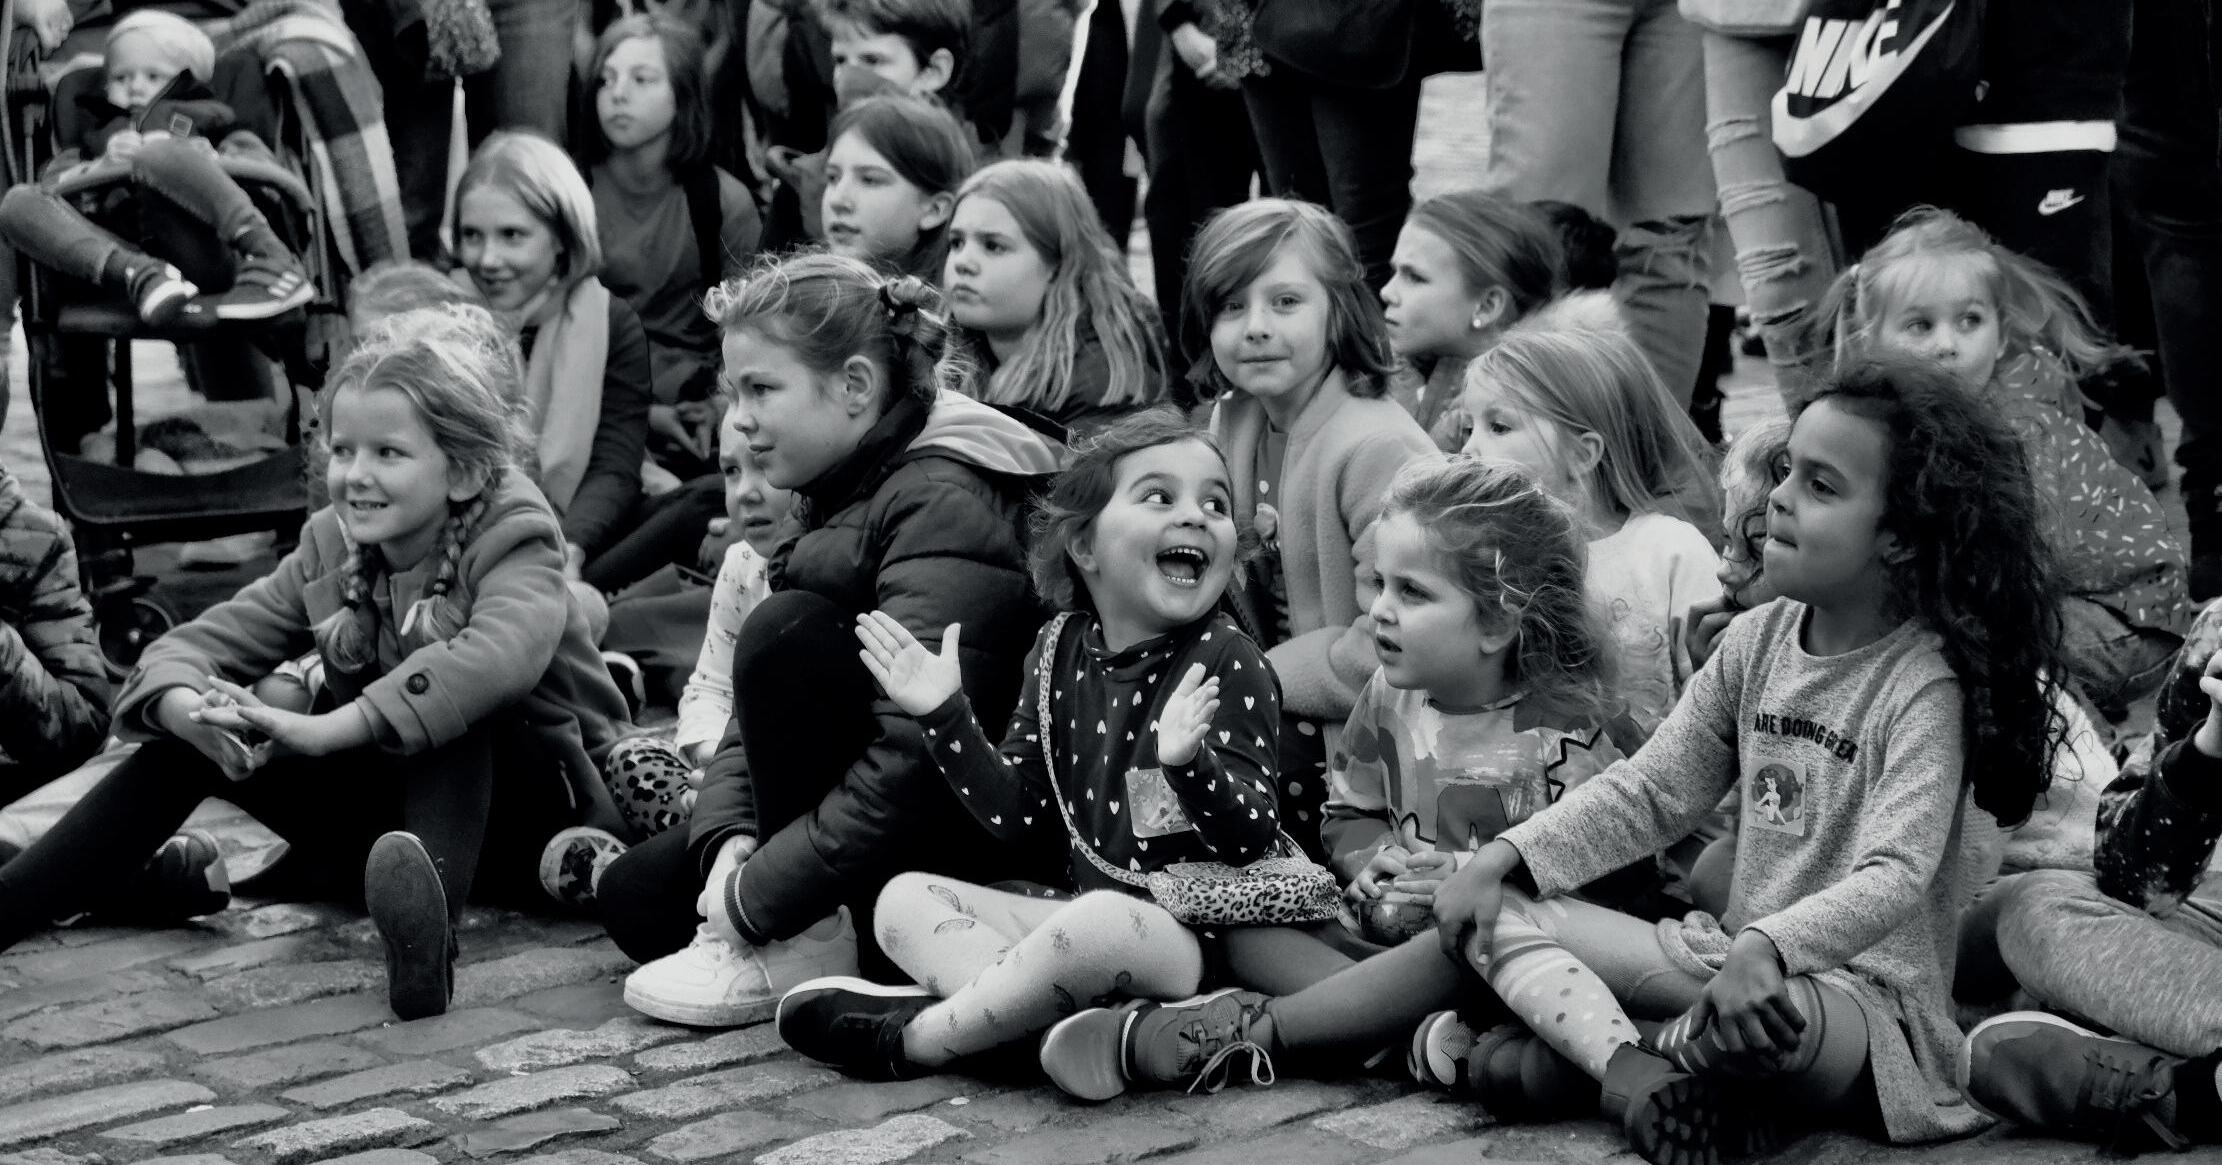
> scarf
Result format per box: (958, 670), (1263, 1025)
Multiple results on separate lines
(517, 279), (613, 512)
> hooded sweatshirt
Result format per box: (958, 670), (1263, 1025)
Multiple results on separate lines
(699, 391), (1067, 938)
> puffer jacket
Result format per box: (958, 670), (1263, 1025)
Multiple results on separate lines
(699, 390), (1065, 940)
(0, 466), (108, 776)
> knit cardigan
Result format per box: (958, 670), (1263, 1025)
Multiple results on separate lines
(1211, 371), (1434, 724)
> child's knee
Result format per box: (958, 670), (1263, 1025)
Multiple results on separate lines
(873, 871), (939, 946)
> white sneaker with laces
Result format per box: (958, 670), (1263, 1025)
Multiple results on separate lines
(624, 909), (857, 1027)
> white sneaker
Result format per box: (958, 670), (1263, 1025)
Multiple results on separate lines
(624, 910), (857, 1028)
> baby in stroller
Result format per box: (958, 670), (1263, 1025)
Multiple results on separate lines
(0, 10), (311, 326)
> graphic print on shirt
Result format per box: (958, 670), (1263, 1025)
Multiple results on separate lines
(1746, 759), (1809, 838)
(1125, 766), (1197, 839)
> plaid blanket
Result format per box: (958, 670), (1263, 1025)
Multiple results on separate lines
(208, 0), (407, 275)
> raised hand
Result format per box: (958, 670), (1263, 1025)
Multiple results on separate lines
(856, 611), (963, 717)
(1156, 663), (1219, 768)
(2194, 649), (2222, 759)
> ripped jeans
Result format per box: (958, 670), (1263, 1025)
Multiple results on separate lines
(1482, 0), (1717, 404)
(1702, 31), (1841, 408)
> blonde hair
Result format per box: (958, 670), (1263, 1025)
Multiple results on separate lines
(452, 132), (603, 298)
(1384, 457), (1617, 727)
(945, 160), (1167, 415)
(1822, 206), (2133, 380)
(108, 11), (215, 83)
(706, 252), (969, 409)
(1466, 323), (1719, 522)
(349, 260), (486, 328)
(316, 305), (533, 673)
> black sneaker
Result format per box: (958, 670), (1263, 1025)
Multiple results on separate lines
(776, 975), (935, 1080)
(364, 830), (454, 1021)
(1960, 1011), (2190, 1152)
(1601, 1042), (1780, 1165)
(193, 255), (312, 321)
(98, 829), (231, 922)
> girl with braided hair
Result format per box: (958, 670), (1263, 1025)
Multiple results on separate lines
(0, 305), (633, 1023)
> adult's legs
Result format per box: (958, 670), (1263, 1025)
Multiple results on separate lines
(1702, 31), (1838, 406)
(1145, 54), (1257, 360)
(1240, 68), (1330, 218)
(1306, 78), (1422, 290)
(464, 0), (578, 145)
(1607, 0), (1716, 405)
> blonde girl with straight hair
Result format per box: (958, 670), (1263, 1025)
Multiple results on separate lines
(941, 159), (1169, 433)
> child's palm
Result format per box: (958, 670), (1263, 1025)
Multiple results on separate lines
(856, 610), (962, 716)
(1157, 664), (1219, 768)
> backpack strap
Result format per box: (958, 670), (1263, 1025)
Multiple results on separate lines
(683, 164), (727, 284)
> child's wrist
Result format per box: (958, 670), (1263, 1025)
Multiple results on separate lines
(2196, 719), (2222, 760)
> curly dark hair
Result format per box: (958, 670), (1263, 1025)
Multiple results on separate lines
(1027, 407), (1258, 613)
(1805, 358), (2068, 825)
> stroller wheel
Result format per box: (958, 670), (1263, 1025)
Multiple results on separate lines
(99, 595), (175, 679)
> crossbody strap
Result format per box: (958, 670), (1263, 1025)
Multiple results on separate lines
(1037, 612), (1151, 891)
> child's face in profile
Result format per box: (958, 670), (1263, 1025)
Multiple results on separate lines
(718, 405), (796, 557)
(1368, 511), (1511, 710)
(105, 32), (183, 111)
(1874, 258), (2003, 391)
(1381, 223), (1499, 362)
(827, 20), (946, 104)
(1763, 399), (1899, 610)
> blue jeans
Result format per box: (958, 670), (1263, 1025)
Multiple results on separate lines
(1482, 0), (1716, 404)
(464, 0), (581, 145)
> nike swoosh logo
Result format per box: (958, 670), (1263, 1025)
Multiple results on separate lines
(2038, 192), (2086, 216)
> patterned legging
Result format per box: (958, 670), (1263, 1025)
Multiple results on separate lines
(873, 873), (1205, 1067)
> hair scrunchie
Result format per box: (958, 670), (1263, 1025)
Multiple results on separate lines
(879, 279), (920, 318)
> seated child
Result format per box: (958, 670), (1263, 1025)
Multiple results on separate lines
(0, 11), (312, 326)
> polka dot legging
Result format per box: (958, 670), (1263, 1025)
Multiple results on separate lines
(1484, 889), (1709, 1078)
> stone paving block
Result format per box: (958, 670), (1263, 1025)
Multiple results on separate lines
(209, 904), (349, 941)
(1372, 1139), (1534, 1165)
(0, 1148), (110, 1165)
(139, 1157), (237, 1165)
(510, 981), (632, 1027)
(203, 961), (381, 1010)
(449, 1108), (621, 1159)
(0, 1046), (168, 1101)
(756, 1114), (966, 1165)
(278, 1061), (474, 1110)
(475, 1017), (690, 1072)
(643, 1112), (820, 1162)
(229, 1108), (435, 1165)
(4, 991), (223, 1050)
(354, 1008), (542, 1057)
(99, 1105), (292, 1146)
(509, 1152), (643, 1165)
(0, 969), (172, 1023)
(425, 1065), (635, 1121)
(1309, 1095), (1482, 1153)
(1182, 1078), (1394, 1133)
(315, 1152), (438, 1165)
(1154, 1130), (1375, 1165)
(0, 932), (215, 984)
(785, 1077), (981, 1125)
(1469, 1123), (1627, 1165)
(609, 1062), (840, 1120)
(167, 995), (393, 1056)
(194, 1042), (386, 1092)
(0, 1079), (218, 1148)
(960, 1114), (1199, 1165)
(172, 937), (324, 981)
(449, 947), (634, 1009)
(630, 1026), (785, 1073)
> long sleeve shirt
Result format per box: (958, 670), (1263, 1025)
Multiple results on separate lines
(919, 610), (1283, 893)
(2095, 737), (2222, 916)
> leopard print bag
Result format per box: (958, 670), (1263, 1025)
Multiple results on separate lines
(1038, 614), (1341, 928)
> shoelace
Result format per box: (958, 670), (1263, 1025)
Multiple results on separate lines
(1189, 1039), (1276, 1095)
(2084, 1046), (2190, 1154)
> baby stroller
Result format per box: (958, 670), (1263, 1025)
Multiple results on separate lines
(1, 1), (364, 676)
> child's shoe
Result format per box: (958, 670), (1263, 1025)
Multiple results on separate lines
(776, 975), (935, 1079)
(1038, 988), (1275, 1101)
(1600, 1042), (1777, 1165)
(123, 259), (197, 326)
(1410, 1013), (1598, 1120)
(1958, 1011), (2190, 1152)
(100, 829), (231, 922)
(195, 254), (312, 320)
(625, 911), (857, 1028)
(538, 826), (627, 909)
(364, 830), (455, 1021)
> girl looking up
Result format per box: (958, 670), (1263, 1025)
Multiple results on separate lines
(772, 410), (1285, 1081)
(1380, 191), (1565, 448)
(0, 307), (631, 1021)
(453, 131), (653, 589)
(1190, 198), (1435, 855)
(941, 159), (1169, 434)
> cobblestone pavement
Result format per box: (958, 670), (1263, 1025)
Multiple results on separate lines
(0, 74), (2170, 1165)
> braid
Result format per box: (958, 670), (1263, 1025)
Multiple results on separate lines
(316, 532), (385, 673)
(404, 494), (492, 647)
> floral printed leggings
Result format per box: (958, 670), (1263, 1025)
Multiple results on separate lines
(873, 872), (1205, 1067)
